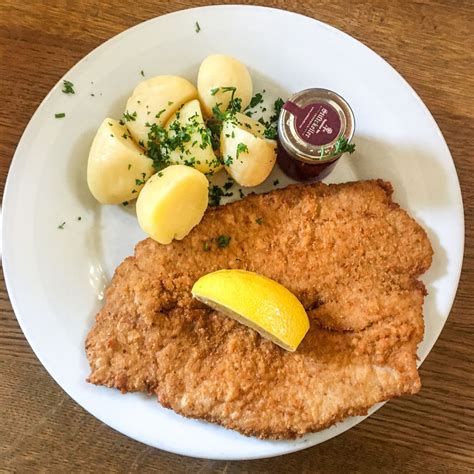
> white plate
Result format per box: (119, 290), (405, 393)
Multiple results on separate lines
(2, 5), (464, 461)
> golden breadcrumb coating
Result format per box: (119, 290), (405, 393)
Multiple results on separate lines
(86, 180), (433, 439)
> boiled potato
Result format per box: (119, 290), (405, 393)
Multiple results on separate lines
(220, 112), (277, 187)
(165, 99), (222, 174)
(124, 75), (198, 145)
(87, 118), (154, 204)
(136, 165), (208, 244)
(197, 55), (253, 117)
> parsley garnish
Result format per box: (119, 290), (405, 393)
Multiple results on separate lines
(203, 241), (210, 251)
(239, 189), (245, 199)
(128, 164), (132, 170)
(217, 235), (231, 248)
(195, 21), (201, 33)
(122, 110), (137, 122)
(236, 143), (249, 158)
(140, 70), (145, 77)
(256, 217), (264, 225)
(221, 86), (237, 94)
(223, 155), (233, 166)
(122, 201), (129, 206)
(208, 184), (233, 207)
(57, 221), (66, 229)
(77, 216), (82, 221)
(262, 98), (284, 139)
(273, 179), (279, 186)
(210, 87), (220, 96)
(55, 113), (65, 119)
(249, 92), (264, 108)
(318, 136), (356, 160)
(62, 80), (75, 94)
(223, 178), (234, 191)
(155, 109), (166, 119)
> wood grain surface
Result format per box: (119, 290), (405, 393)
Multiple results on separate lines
(1, 0), (473, 471)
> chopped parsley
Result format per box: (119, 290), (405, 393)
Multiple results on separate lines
(195, 21), (201, 33)
(77, 216), (82, 221)
(57, 221), (66, 229)
(236, 143), (249, 158)
(55, 113), (65, 119)
(122, 110), (137, 122)
(90, 93), (95, 97)
(62, 80), (75, 94)
(249, 92), (264, 108)
(208, 184), (233, 207)
(262, 97), (284, 139)
(239, 188), (245, 199)
(216, 235), (231, 248)
(128, 164), (132, 170)
(167, 101), (174, 106)
(319, 135), (356, 160)
(273, 179), (279, 186)
(222, 155), (233, 166)
(155, 109), (166, 119)
(122, 201), (129, 206)
(223, 178), (234, 191)
(221, 86), (237, 94)
(256, 217), (264, 225)
(203, 241), (210, 251)
(210, 87), (220, 96)
(135, 173), (147, 186)
(140, 70), (145, 77)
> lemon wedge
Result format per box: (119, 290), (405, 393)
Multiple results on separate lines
(192, 270), (310, 351)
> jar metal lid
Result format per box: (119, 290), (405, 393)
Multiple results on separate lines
(278, 88), (355, 163)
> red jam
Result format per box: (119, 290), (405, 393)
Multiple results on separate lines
(277, 88), (355, 182)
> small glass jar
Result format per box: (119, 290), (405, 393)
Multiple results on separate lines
(277, 88), (355, 181)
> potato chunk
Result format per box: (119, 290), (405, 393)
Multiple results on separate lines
(87, 118), (154, 204)
(124, 75), (198, 145)
(136, 165), (209, 244)
(197, 55), (253, 117)
(220, 112), (276, 187)
(165, 99), (222, 174)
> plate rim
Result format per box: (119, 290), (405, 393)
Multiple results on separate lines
(1, 4), (465, 461)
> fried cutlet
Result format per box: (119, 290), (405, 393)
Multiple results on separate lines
(85, 180), (433, 439)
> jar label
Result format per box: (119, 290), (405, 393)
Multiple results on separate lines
(283, 101), (341, 146)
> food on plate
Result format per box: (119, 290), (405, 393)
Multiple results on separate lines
(277, 88), (356, 181)
(86, 180), (433, 439)
(165, 99), (222, 174)
(87, 118), (154, 204)
(136, 164), (208, 244)
(86, 56), (289, 217)
(192, 269), (309, 351)
(197, 54), (253, 117)
(220, 112), (277, 186)
(124, 75), (198, 144)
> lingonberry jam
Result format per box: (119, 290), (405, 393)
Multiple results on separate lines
(277, 88), (355, 181)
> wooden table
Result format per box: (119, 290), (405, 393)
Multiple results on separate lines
(1, 0), (473, 471)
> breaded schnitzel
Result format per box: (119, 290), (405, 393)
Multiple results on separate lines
(86, 180), (433, 439)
